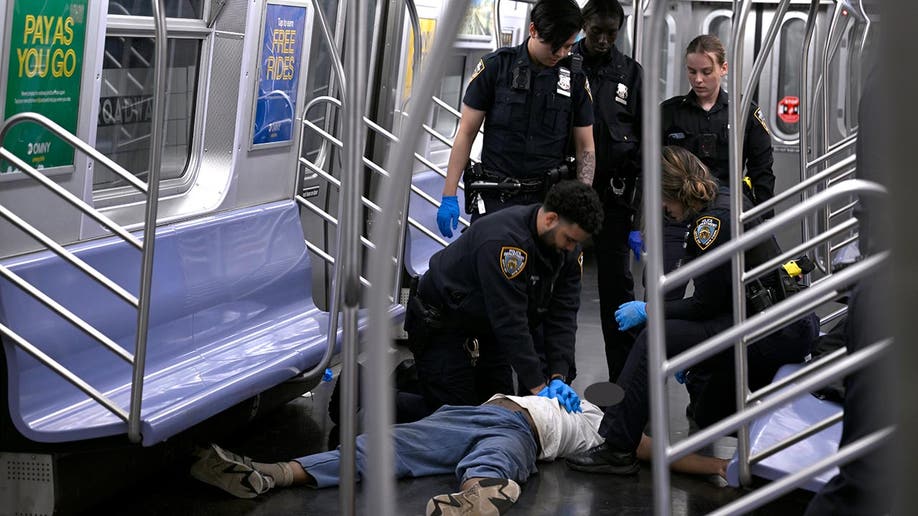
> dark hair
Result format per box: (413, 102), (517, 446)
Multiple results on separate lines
(582, 0), (624, 27)
(530, 0), (584, 53)
(661, 146), (717, 212)
(685, 34), (727, 66)
(543, 180), (603, 234)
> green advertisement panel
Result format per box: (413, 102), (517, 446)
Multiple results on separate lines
(3, 0), (87, 172)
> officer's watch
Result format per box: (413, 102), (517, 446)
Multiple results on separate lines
(550, 373), (566, 383)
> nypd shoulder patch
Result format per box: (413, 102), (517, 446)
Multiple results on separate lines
(754, 106), (770, 134)
(470, 59), (485, 82)
(693, 216), (721, 251)
(500, 246), (528, 280)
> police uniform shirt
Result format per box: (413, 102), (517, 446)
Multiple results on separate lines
(464, 39), (594, 179)
(665, 186), (780, 320)
(662, 89), (775, 207)
(420, 204), (582, 390)
(574, 40), (642, 185)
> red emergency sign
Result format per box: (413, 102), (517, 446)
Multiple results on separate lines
(778, 96), (800, 124)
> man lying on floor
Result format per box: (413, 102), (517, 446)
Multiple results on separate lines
(191, 394), (726, 515)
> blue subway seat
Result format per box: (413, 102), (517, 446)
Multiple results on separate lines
(0, 201), (403, 446)
(725, 363), (843, 491)
(404, 169), (464, 278)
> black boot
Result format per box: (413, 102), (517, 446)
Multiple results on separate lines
(565, 442), (639, 475)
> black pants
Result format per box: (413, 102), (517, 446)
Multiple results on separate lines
(598, 313), (817, 451)
(662, 220), (691, 301)
(405, 300), (515, 416)
(594, 190), (637, 382)
(804, 279), (894, 516)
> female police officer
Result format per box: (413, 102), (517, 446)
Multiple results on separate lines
(565, 147), (816, 474)
(572, 0), (644, 383)
(436, 0), (596, 237)
(661, 34), (776, 280)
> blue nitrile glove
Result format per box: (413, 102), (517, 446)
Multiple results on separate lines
(436, 195), (460, 237)
(322, 368), (334, 382)
(674, 370), (686, 384)
(615, 300), (647, 331)
(538, 379), (582, 413)
(628, 230), (644, 261)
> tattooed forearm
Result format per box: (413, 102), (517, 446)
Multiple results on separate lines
(577, 150), (595, 186)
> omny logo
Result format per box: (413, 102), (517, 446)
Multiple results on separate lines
(27, 141), (51, 155)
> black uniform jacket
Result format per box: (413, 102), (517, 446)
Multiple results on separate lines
(418, 204), (582, 390)
(662, 89), (775, 208)
(464, 38), (594, 179)
(665, 185), (782, 321)
(574, 41), (642, 183)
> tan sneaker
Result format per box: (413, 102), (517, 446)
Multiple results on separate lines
(190, 443), (275, 499)
(426, 478), (521, 516)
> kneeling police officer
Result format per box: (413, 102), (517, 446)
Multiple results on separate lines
(407, 181), (604, 415)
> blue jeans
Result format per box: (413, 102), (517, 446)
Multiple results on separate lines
(297, 405), (538, 488)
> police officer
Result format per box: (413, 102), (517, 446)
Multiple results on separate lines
(436, 0), (596, 237)
(407, 181), (603, 415)
(661, 34), (776, 289)
(565, 147), (816, 474)
(572, 0), (643, 383)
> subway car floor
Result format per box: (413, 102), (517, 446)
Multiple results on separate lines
(87, 253), (815, 515)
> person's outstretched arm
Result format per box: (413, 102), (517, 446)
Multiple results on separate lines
(636, 434), (728, 479)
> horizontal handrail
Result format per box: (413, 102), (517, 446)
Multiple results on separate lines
(744, 217), (857, 281)
(744, 154), (856, 221)
(709, 426), (893, 516)
(665, 180), (885, 293)
(668, 337), (891, 463)
(750, 347), (848, 403)
(303, 239), (372, 288)
(805, 133), (857, 170)
(829, 200), (858, 220)
(830, 234), (859, 254)
(0, 322), (130, 421)
(0, 204), (139, 307)
(820, 305), (848, 327)
(296, 195), (377, 250)
(0, 149), (143, 250)
(0, 264), (134, 363)
(750, 411), (844, 464)
(666, 252), (887, 375)
(0, 112), (147, 193)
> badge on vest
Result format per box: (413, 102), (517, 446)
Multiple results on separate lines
(693, 217), (721, 251)
(615, 82), (629, 105)
(557, 67), (571, 97)
(500, 246), (528, 279)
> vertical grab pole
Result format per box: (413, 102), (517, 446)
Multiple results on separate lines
(338, 0), (367, 513)
(643, 1), (670, 515)
(799, 0), (819, 277)
(364, 1), (470, 516)
(728, 0), (754, 487)
(128, 0), (167, 443)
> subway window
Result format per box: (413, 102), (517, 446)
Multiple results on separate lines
(773, 16), (806, 138)
(107, 0), (204, 18)
(94, 3), (206, 192)
(704, 12), (732, 53)
(431, 55), (466, 140)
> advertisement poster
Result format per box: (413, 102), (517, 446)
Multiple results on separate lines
(402, 18), (437, 100)
(3, 0), (88, 172)
(252, 2), (308, 148)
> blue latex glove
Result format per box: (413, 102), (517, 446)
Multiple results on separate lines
(615, 301), (647, 331)
(538, 379), (582, 413)
(628, 230), (644, 261)
(674, 370), (686, 384)
(436, 195), (460, 237)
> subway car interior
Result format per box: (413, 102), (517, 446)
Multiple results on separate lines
(0, 0), (915, 514)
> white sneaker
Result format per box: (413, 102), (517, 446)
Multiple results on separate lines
(190, 443), (275, 499)
(426, 478), (521, 516)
